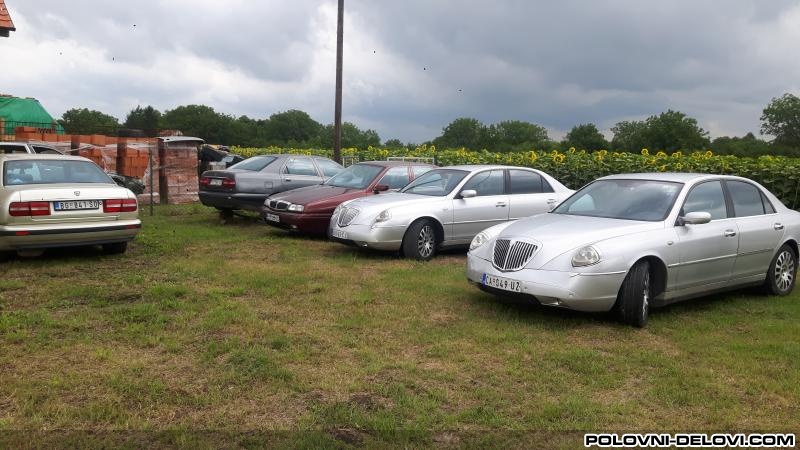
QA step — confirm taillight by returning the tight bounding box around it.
[9,202,51,217]
[222,178,236,188]
[104,199,137,213]
[199,177,211,186]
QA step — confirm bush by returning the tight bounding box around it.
[231,146,800,209]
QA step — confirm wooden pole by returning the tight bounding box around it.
[333,0,344,164]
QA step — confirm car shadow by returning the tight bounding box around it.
[0,245,115,264]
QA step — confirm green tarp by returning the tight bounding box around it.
[0,97,65,135]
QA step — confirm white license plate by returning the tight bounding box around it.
[266,213,280,223]
[332,229,348,239]
[54,200,100,211]
[210,179,223,186]
[482,274,522,292]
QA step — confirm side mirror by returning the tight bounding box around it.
[460,190,477,199]
[680,211,712,225]
[373,184,390,193]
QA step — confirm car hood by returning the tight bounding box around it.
[270,184,363,206]
[344,192,442,214]
[496,213,666,269]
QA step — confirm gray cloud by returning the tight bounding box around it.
[1,0,798,143]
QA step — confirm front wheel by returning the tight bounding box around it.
[765,244,796,296]
[402,219,438,261]
[102,242,128,255]
[614,261,651,328]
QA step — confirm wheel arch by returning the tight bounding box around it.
[782,239,798,258]
[633,255,668,299]
[408,216,445,243]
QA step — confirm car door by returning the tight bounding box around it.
[280,157,324,192]
[674,180,739,290]
[376,166,412,191]
[507,169,559,220]
[726,180,784,280]
[451,169,509,241]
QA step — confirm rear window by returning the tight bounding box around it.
[229,156,277,171]
[3,160,113,186]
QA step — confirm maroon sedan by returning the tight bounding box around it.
[261,161,434,234]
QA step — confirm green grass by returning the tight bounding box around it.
[0,204,798,448]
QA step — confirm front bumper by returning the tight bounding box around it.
[328,222,407,251]
[466,253,625,312]
[0,220,141,251]
[199,191,266,211]
[261,207,331,235]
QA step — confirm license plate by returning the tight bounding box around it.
[266,213,280,223]
[210,179,223,186]
[482,273,522,292]
[54,200,100,211]
[332,229,348,239]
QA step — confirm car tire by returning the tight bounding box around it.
[402,219,438,261]
[764,244,796,296]
[102,242,128,255]
[615,261,651,328]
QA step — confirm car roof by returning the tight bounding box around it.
[599,172,748,183]
[442,164,545,172]
[356,160,434,167]
[0,153,92,162]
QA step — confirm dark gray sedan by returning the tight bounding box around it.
[199,154,343,212]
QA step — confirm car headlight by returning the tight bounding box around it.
[288,204,304,212]
[374,209,391,223]
[470,231,491,251]
[572,245,601,267]
[333,204,343,216]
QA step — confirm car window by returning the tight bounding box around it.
[412,166,433,178]
[682,181,727,220]
[315,158,343,177]
[33,146,61,154]
[554,179,683,222]
[461,170,505,197]
[761,192,776,214]
[727,180,766,217]
[325,164,383,189]
[230,156,277,171]
[284,158,318,176]
[3,160,113,185]
[377,166,411,189]
[509,169,553,194]
[401,169,469,197]
[0,145,28,154]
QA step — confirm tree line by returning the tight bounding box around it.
[57,93,800,156]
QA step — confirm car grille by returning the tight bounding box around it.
[492,238,539,272]
[337,207,359,227]
[269,200,290,211]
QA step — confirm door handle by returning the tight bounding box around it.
[546,198,557,204]
[724,229,737,237]
[774,223,784,231]
[495,202,507,208]
[283,178,292,182]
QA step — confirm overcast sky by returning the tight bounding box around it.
[1,0,799,143]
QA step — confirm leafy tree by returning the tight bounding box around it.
[610,120,648,152]
[161,105,235,144]
[316,122,381,149]
[59,108,120,135]
[761,93,800,147]
[263,109,323,146]
[490,120,550,151]
[712,132,797,157]
[611,110,709,152]
[123,105,162,133]
[231,115,265,148]
[433,117,485,149]
[384,138,404,148]
[562,123,609,151]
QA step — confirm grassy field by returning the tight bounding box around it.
[1,205,798,448]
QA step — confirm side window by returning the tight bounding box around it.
[315,158,342,177]
[412,166,432,178]
[682,181,727,220]
[378,166,411,190]
[509,170,544,194]
[727,181,765,217]
[0,145,28,154]
[761,192,776,214]
[461,170,505,197]
[283,158,318,176]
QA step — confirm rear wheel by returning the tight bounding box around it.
[765,244,796,296]
[402,219,438,261]
[614,261,651,328]
[102,242,128,255]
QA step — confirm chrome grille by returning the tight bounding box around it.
[492,238,539,272]
[269,200,290,211]
[337,207,359,227]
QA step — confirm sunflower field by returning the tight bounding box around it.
[232,145,800,209]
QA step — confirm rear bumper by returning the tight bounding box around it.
[199,191,266,211]
[0,220,141,250]
[261,208,331,234]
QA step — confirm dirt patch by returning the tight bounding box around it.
[328,426,365,446]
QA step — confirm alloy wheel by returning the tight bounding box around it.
[641,270,650,318]
[774,250,795,292]
[417,225,435,258]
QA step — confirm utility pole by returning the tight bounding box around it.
[333,0,344,164]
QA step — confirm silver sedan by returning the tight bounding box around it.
[329,165,573,259]
[467,173,800,327]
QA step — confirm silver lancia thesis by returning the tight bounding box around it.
[467,173,800,327]
[328,165,573,259]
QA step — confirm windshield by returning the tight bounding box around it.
[553,179,683,221]
[3,160,114,186]
[400,169,468,196]
[230,156,277,171]
[324,164,383,189]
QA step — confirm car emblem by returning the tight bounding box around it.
[74,191,80,197]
